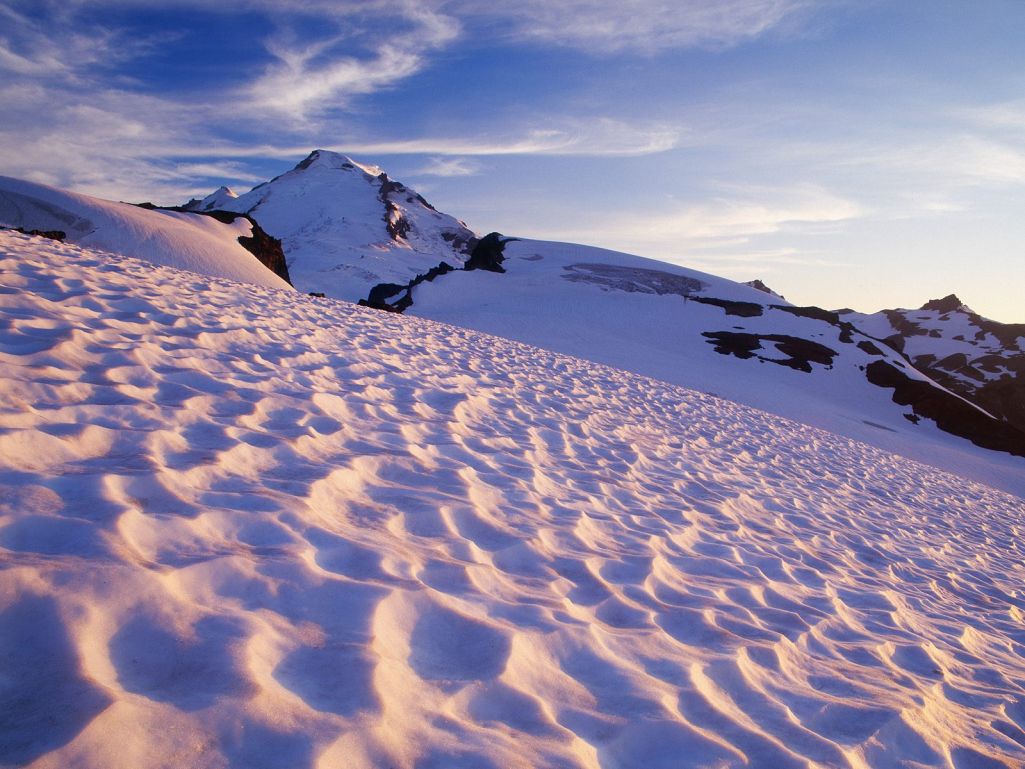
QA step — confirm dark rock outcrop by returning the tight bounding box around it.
[235,219,291,285]
[692,297,764,317]
[194,210,291,286]
[744,279,786,300]
[359,261,456,313]
[360,231,510,312]
[857,340,885,356]
[865,360,1025,457]
[920,294,968,313]
[702,332,837,373]
[378,174,412,242]
[9,227,66,241]
[464,232,509,273]
[773,305,841,325]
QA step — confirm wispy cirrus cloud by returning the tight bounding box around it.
[159,118,683,161]
[454,0,825,53]
[411,157,484,177]
[0,82,221,201]
[891,136,1025,187]
[549,183,862,243]
[0,2,157,78]
[242,3,460,123]
[509,183,864,266]
[952,99,1025,132]
[317,119,682,158]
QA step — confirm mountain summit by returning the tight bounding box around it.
[193,150,477,301]
[844,300,1025,435]
[920,293,973,314]
[293,149,381,176]
[184,185,238,213]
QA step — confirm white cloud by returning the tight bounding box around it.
[162,119,682,161]
[242,3,460,122]
[827,134,1025,191]
[953,99,1025,132]
[173,162,267,184]
[567,184,861,242]
[454,0,822,53]
[0,10,135,78]
[412,157,483,177]
[0,81,223,202]
[509,184,863,263]
[926,136,1025,185]
[245,42,423,119]
[318,119,680,158]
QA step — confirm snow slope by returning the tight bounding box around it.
[211,150,477,301]
[4,229,1025,768]
[0,176,291,291]
[409,238,1025,493]
[180,153,1025,475]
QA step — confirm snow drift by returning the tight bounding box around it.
[3,230,1025,768]
[0,176,292,291]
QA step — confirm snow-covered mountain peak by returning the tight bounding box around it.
[295,148,383,177]
[201,151,478,301]
[184,185,239,213]
[920,293,974,315]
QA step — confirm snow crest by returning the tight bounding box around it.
[3,230,1025,768]
[0,176,291,291]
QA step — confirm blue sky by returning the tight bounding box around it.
[3,0,1025,321]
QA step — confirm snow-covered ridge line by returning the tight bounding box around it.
[0,176,293,291]
[4,230,1025,767]
[136,203,292,285]
[845,297,1025,434]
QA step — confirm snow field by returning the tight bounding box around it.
[2,231,1025,768]
[412,238,1025,498]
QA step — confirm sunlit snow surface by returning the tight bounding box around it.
[0,177,292,292]
[412,239,1025,498]
[3,230,1025,768]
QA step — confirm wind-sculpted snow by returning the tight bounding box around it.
[3,230,1025,768]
